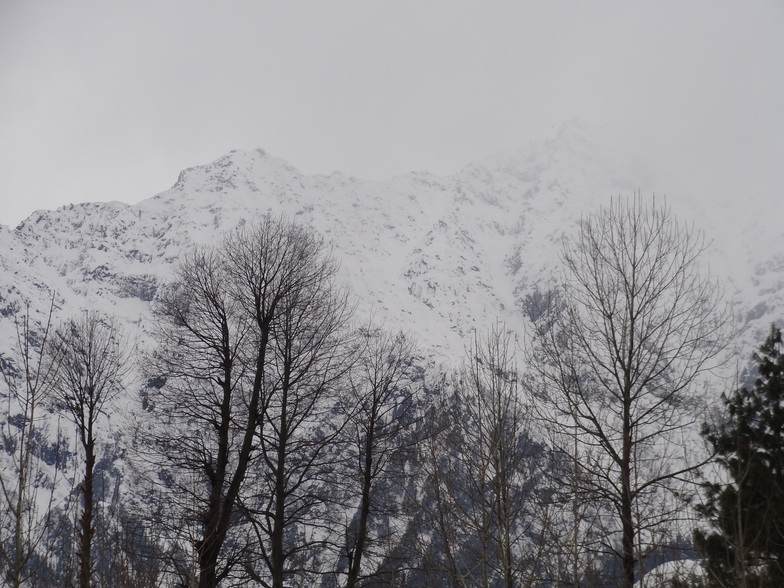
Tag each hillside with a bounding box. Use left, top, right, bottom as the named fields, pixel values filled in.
left=3, top=123, right=778, bottom=371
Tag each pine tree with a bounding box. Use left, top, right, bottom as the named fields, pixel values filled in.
left=695, top=325, right=784, bottom=587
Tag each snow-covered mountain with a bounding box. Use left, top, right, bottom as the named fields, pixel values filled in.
left=1, top=121, right=783, bottom=587
left=1, top=122, right=781, bottom=371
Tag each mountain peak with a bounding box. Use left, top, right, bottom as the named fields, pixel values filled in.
left=169, top=147, right=303, bottom=196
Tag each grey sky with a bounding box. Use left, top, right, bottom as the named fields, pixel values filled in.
left=1, top=1, right=782, bottom=227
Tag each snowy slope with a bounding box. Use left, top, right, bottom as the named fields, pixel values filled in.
left=0, top=123, right=781, bottom=376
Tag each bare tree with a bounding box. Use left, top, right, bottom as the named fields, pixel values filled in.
left=237, top=228, right=355, bottom=588
left=528, top=197, right=729, bottom=588
left=419, top=324, right=548, bottom=588
left=0, top=297, right=64, bottom=587
left=49, top=311, right=130, bottom=588
left=143, top=215, right=349, bottom=588
left=340, top=325, right=420, bottom=588
left=143, top=243, right=247, bottom=588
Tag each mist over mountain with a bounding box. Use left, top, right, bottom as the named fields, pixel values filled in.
left=1, top=122, right=780, bottom=369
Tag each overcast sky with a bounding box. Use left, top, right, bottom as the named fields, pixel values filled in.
left=1, top=1, right=782, bottom=228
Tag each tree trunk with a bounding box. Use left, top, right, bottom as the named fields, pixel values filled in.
left=621, top=476, right=635, bottom=588
left=11, top=388, right=36, bottom=588
left=78, top=436, right=95, bottom=588
left=198, top=345, right=233, bottom=588
left=621, top=395, right=635, bottom=588
left=271, top=382, right=289, bottom=588
left=197, top=531, right=220, bottom=588
left=346, top=419, right=375, bottom=588
left=11, top=417, right=29, bottom=588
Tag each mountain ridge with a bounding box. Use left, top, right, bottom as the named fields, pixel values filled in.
left=1, top=125, right=781, bottom=371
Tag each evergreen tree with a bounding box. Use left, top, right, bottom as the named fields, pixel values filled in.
left=695, top=325, right=784, bottom=587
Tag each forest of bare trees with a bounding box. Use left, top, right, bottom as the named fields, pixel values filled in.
left=0, top=201, right=776, bottom=587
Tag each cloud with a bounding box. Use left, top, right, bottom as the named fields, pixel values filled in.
left=0, top=1, right=781, bottom=227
